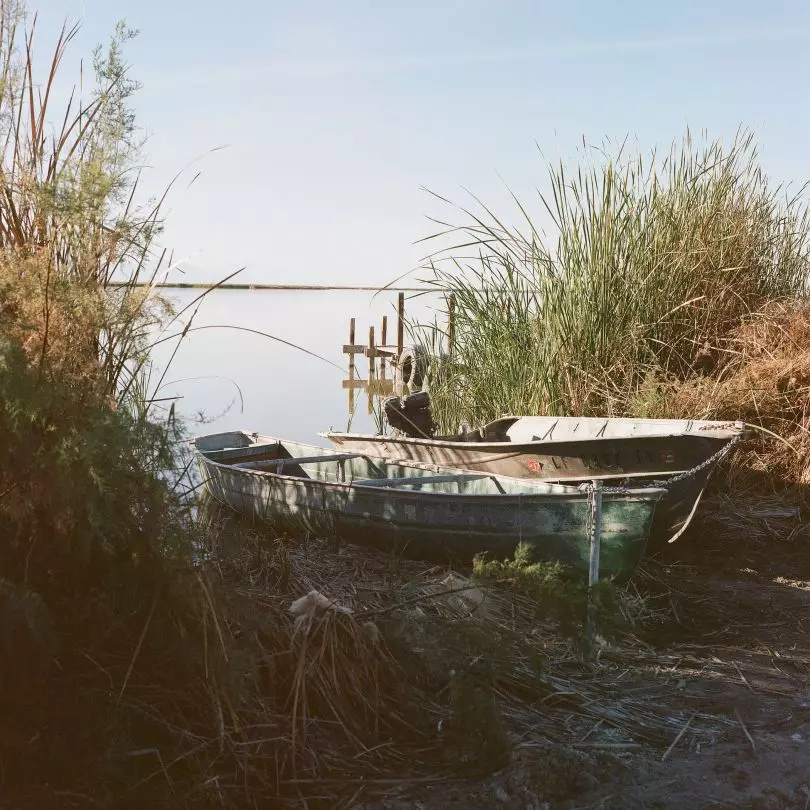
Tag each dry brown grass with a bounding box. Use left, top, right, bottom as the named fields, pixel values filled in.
left=149, top=505, right=739, bottom=808
left=638, top=300, right=810, bottom=429
left=636, top=301, right=810, bottom=477
left=0, top=253, right=169, bottom=390
left=627, top=300, right=810, bottom=544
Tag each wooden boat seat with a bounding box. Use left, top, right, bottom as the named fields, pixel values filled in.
left=205, top=442, right=281, bottom=461
left=352, top=473, right=491, bottom=488
left=232, top=453, right=364, bottom=471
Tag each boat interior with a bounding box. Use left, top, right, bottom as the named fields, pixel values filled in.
left=451, top=416, right=742, bottom=444
left=196, top=431, right=585, bottom=497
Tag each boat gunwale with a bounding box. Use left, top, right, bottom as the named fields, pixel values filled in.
left=319, top=424, right=745, bottom=450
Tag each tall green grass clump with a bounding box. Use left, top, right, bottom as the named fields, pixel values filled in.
left=419, top=132, right=810, bottom=431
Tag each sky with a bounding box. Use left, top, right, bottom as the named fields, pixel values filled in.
left=31, top=0, right=810, bottom=285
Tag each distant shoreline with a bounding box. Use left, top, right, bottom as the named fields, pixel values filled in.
left=108, top=282, right=429, bottom=292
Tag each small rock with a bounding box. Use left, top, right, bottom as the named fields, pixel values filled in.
left=492, top=785, right=510, bottom=803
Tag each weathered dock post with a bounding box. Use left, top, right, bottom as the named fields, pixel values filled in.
left=367, top=325, right=376, bottom=415
left=396, top=292, right=405, bottom=358
left=342, top=294, right=406, bottom=416
left=342, top=317, right=365, bottom=413
left=380, top=315, right=388, bottom=376
left=348, top=317, right=356, bottom=413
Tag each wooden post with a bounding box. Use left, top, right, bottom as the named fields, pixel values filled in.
left=380, top=315, right=388, bottom=374
left=348, top=318, right=356, bottom=413
left=343, top=317, right=365, bottom=357
left=396, top=292, right=405, bottom=357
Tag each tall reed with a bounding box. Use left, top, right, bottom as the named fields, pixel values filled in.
left=418, top=131, right=810, bottom=431
left=0, top=1, right=177, bottom=414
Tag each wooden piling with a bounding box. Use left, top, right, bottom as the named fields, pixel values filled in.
left=347, top=365, right=355, bottom=413
left=343, top=296, right=407, bottom=417
left=343, top=315, right=364, bottom=356
left=380, top=315, right=388, bottom=374
left=396, top=293, right=405, bottom=357
left=348, top=318, right=356, bottom=412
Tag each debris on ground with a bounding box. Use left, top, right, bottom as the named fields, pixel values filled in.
left=197, top=498, right=810, bottom=809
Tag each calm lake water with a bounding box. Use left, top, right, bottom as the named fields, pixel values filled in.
left=149, top=289, right=441, bottom=443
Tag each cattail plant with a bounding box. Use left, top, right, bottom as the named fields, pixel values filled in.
left=418, top=131, right=810, bottom=432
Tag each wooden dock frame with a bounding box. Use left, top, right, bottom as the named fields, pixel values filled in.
left=342, top=291, right=455, bottom=415
left=342, top=293, right=405, bottom=415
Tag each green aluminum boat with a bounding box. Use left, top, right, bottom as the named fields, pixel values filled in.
left=194, top=431, right=667, bottom=580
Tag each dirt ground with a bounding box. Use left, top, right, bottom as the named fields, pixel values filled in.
left=344, top=517, right=810, bottom=810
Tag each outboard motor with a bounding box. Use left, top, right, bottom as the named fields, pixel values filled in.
left=383, top=390, right=436, bottom=437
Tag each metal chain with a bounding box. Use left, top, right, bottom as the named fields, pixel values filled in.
left=697, top=421, right=744, bottom=431
left=600, top=430, right=747, bottom=495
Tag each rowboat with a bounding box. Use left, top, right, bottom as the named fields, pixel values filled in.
left=194, top=431, right=667, bottom=580
left=322, top=416, right=746, bottom=546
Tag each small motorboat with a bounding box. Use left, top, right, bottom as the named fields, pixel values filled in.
left=322, top=416, right=746, bottom=547
left=194, top=431, right=667, bottom=580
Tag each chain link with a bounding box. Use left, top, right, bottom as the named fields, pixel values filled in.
left=696, top=421, right=744, bottom=432
left=597, top=430, right=747, bottom=495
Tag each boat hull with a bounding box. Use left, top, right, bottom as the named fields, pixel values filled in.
left=195, top=433, right=665, bottom=580
left=323, top=418, right=744, bottom=548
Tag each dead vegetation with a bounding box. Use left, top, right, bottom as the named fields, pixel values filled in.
left=147, top=502, right=806, bottom=809
left=628, top=301, right=810, bottom=551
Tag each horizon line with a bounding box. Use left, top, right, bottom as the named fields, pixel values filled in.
left=109, top=281, right=430, bottom=292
